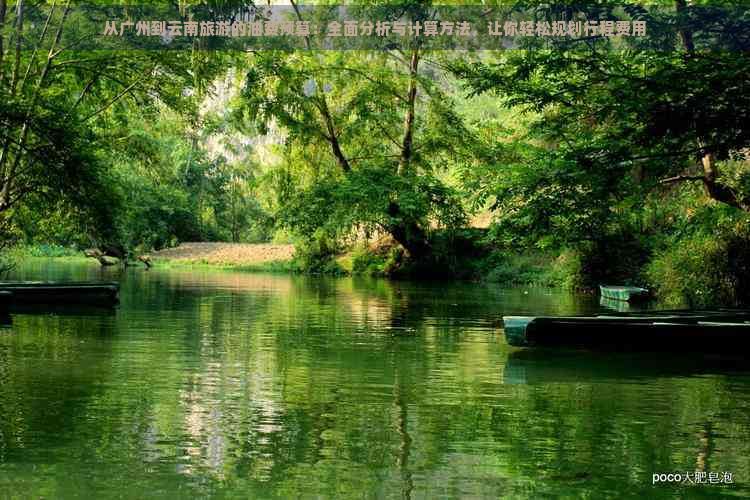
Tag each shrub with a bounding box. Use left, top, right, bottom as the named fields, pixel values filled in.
left=550, top=250, right=587, bottom=290
left=480, top=251, right=558, bottom=286
left=646, top=223, right=750, bottom=307
left=544, top=226, right=652, bottom=291
left=25, top=244, right=79, bottom=258
left=292, top=230, right=345, bottom=275
left=351, top=246, right=388, bottom=276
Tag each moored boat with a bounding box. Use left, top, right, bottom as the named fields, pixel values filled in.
left=503, top=310, right=750, bottom=354
left=599, top=285, right=650, bottom=302
left=0, top=281, right=120, bottom=305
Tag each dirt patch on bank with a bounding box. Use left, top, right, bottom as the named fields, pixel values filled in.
left=151, top=242, right=295, bottom=265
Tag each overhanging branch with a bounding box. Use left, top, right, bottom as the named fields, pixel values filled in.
left=660, top=175, right=705, bottom=184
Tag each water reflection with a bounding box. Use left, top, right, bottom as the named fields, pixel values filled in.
left=0, top=260, right=748, bottom=498
left=504, top=349, right=750, bottom=385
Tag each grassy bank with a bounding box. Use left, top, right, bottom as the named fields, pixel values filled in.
left=8, top=244, right=83, bottom=259
left=299, top=230, right=564, bottom=285
left=1, top=244, right=90, bottom=267
left=10, top=228, right=750, bottom=309
left=337, top=246, right=560, bottom=286
left=6, top=241, right=559, bottom=284
left=290, top=217, right=750, bottom=308
left=150, top=257, right=298, bottom=274
left=3, top=243, right=299, bottom=273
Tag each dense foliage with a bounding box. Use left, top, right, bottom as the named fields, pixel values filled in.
left=2, top=1, right=750, bottom=303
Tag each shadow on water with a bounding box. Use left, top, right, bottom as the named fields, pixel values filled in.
left=7, top=303, right=117, bottom=318
left=504, top=348, right=750, bottom=385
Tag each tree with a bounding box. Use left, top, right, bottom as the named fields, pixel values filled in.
left=0, top=1, right=216, bottom=248
left=453, top=2, right=750, bottom=246
left=231, top=5, right=470, bottom=258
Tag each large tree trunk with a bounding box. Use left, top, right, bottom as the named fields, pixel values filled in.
left=397, top=49, right=419, bottom=176
left=387, top=48, right=431, bottom=258
left=387, top=202, right=430, bottom=259
left=0, top=0, right=24, bottom=185
left=699, top=150, right=746, bottom=210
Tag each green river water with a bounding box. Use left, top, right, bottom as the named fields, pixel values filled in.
left=0, top=260, right=748, bottom=498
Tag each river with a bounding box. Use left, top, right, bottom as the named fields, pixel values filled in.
left=0, top=260, right=748, bottom=498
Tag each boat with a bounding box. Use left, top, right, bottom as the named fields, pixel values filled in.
left=503, top=310, right=750, bottom=354
left=599, top=285, right=650, bottom=302
left=0, top=281, right=120, bottom=305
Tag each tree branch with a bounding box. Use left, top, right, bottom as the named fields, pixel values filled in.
left=50, top=33, right=99, bottom=59
left=316, top=66, right=407, bottom=102
left=660, top=175, right=704, bottom=184
left=0, top=0, right=7, bottom=82
left=398, top=48, right=420, bottom=176
left=18, top=0, right=57, bottom=95
left=9, top=0, right=25, bottom=94
left=65, top=72, right=100, bottom=118
left=80, top=76, right=142, bottom=122
left=289, top=0, right=350, bottom=173
left=1, top=1, right=71, bottom=207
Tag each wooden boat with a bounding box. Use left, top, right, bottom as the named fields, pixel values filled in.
left=0, top=281, right=119, bottom=305
left=599, top=285, right=650, bottom=302
left=503, top=310, right=750, bottom=354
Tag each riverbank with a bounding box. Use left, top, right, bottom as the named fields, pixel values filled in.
left=9, top=240, right=748, bottom=307
left=7, top=242, right=561, bottom=286
left=150, top=242, right=297, bottom=272
left=2, top=243, right=297, bottom=273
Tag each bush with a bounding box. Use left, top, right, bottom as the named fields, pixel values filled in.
left=292, top=230, right=346, bottom=275
left=478, top=250, right=557, bottom=286
left=392, top=228, right=486, bottom=279
left=550, top=250, right=587, bottom=290
left=351, top=246, right=389, bottom=276
left=646, top=223, right=750, bottom=307
left=24, top=244, right=79, bottom=258
left=351, top=230, right=558, bottom=283
left=350, top=237, right=406, bottom=277
left=541, top=227, right=652, bottom=291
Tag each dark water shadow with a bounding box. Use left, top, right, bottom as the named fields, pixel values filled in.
left=8, top=303, right=117, bottom=318
left=504, top=348, right=750, bottom=385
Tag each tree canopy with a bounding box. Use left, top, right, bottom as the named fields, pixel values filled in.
left=2, top=0, right=750, bottom=299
